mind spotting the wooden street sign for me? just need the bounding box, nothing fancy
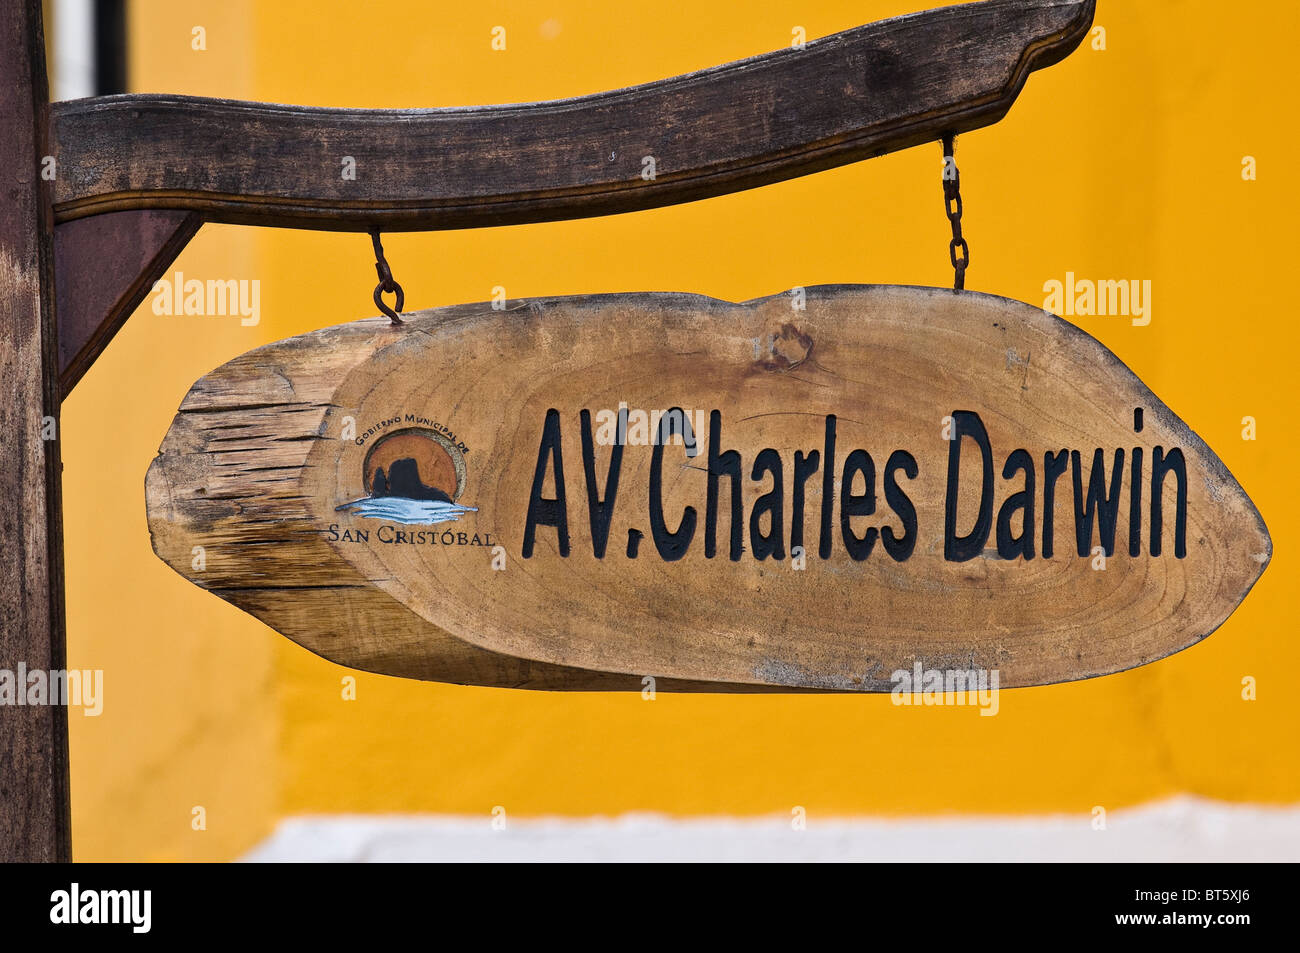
[145,286,1270,691]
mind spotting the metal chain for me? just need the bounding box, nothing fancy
[941,134,969,292]
[367,145,969,316]
[369,229,405,325]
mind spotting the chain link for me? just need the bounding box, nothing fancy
[369,229,405,325]
[941,134,968,292]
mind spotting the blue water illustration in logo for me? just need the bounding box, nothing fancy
[337,451,476,525]
[335,496,477,525]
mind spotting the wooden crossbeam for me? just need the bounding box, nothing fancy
[49,0,1095,232]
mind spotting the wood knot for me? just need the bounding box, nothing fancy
[755,323,813,371]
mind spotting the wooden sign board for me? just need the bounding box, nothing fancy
[145,286,1270,691]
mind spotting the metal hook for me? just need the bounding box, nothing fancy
[369,229,405,325]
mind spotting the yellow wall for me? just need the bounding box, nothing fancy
[61,0,1297,860]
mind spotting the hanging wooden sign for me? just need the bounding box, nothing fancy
[145,285,1270,691]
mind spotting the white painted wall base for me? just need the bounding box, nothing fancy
[242,796,1300,862]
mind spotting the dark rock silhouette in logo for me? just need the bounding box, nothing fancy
[370,457,454,503]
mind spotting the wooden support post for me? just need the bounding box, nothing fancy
[0,0,72,862]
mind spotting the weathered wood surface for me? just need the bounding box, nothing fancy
[55,210,202,395]
[145,286,1270,692]
[52,0,1094,231]
[0,0,71,861]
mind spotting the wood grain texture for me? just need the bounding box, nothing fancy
[54,210,202,395]
[51,0,1094,231]
[0,0,71,861]
[145,286,1270,692]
